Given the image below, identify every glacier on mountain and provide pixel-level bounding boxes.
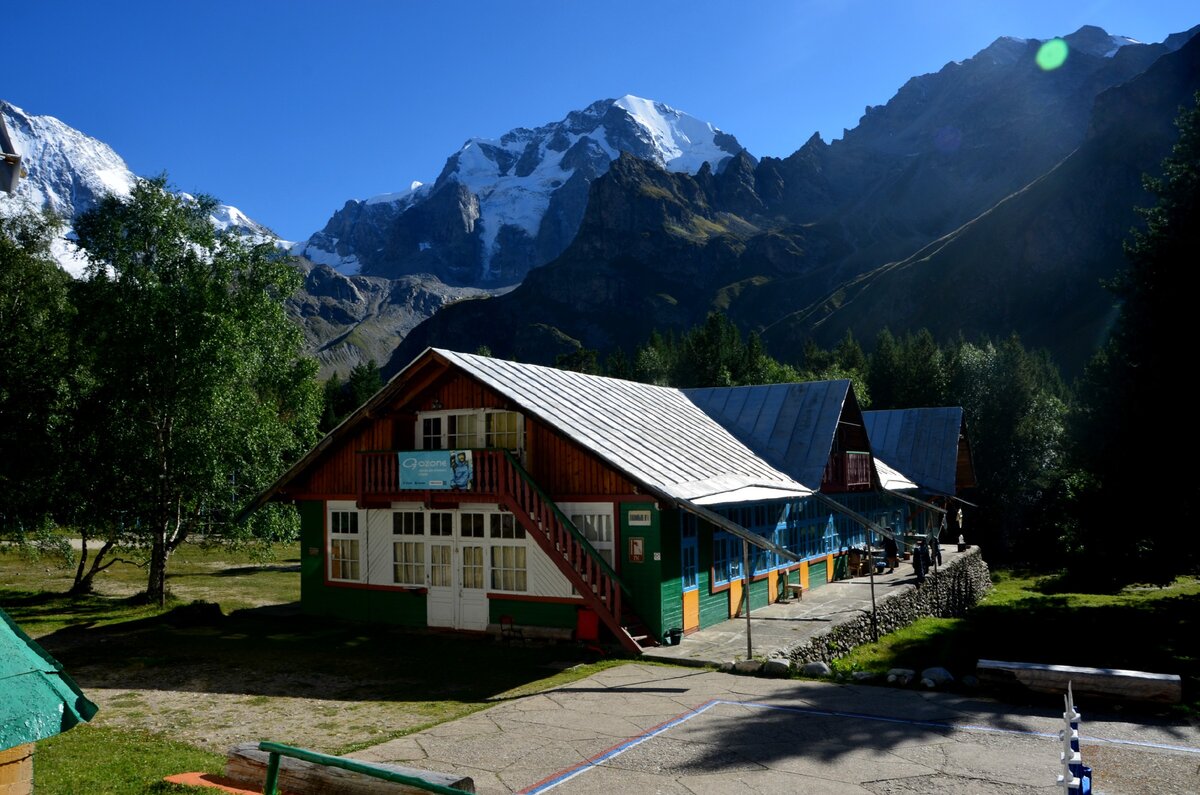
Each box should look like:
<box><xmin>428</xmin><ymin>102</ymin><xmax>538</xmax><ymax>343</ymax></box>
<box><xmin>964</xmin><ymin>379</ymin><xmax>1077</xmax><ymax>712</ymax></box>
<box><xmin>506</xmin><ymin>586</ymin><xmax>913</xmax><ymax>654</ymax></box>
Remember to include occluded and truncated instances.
<box><xmin>294</xmin><ymin>94</ymin><xmax>745</xmax><ymax>283</ymax></box>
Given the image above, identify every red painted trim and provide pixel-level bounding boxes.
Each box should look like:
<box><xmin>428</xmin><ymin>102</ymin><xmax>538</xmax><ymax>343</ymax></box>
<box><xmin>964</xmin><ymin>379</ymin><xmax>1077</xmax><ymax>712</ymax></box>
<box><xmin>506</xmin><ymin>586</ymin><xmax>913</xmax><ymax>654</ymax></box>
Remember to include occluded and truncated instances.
<box><xmin>485</xmin><ymin>593</ymin><xmax>586</xmax><ymax>604</ymax></box>
<box><xmin>554</xmin><ymin>494</ymin><xmax>656</xmax><ymax>505</ymax></box>
<box><xmin>290</xmin><ymin>492</ymin><xmax>357</xmax><ymax>501</ymax></box>
<box><xmin>324</xmin><ymin>580</ymin><xmax>428</xmax><ymax>595</ymax></box>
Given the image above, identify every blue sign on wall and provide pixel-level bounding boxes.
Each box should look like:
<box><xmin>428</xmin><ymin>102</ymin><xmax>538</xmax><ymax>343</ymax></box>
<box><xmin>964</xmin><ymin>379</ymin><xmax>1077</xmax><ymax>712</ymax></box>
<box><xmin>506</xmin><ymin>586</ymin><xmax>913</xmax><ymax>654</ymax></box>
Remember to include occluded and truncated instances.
<box><xmin>398</xmin><ymin>450</ymin><xmax>474</xmax><ymax>490</ymax></box>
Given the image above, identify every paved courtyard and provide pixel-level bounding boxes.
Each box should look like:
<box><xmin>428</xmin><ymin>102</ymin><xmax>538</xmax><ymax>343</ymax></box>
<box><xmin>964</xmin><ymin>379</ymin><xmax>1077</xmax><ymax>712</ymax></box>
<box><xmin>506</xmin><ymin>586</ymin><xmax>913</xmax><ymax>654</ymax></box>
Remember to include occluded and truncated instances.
<box><xmin>351</xmin><ymin>664</ymin><xmax>1200</xmax><ymax>794</ymax></box>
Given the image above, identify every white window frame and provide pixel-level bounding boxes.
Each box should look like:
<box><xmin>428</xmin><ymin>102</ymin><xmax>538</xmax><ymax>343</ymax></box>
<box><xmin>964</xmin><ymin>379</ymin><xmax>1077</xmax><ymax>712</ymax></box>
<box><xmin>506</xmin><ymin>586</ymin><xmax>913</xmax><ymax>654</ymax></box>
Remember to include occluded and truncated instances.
<box><xmin>415</xmin><ymin>409</ymin><xmax>525</xmax><ymax>455</ymax></box>
<box><xmin>328</xmin><ymin>502</ymin><xmax>363</xmax><ymax>583</ymax></box>
<box><xmin>559</xmin><ymin>502</ymin><xmax>616</xmax><ymax>569</ymax></box>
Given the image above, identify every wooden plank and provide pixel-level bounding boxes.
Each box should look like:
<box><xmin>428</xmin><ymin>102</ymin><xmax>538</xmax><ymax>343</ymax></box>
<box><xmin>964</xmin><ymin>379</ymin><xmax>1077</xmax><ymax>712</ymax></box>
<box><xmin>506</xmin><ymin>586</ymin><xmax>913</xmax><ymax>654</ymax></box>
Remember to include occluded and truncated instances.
<box><xmin>976</xmin><ymin>660</ymin><xmax>1182</xmax><ymax>704</ymax></box>
<box><xmin>225</xmin><ymin>743</ymin><xmax>474</xmax><ymax>795</ymax></box>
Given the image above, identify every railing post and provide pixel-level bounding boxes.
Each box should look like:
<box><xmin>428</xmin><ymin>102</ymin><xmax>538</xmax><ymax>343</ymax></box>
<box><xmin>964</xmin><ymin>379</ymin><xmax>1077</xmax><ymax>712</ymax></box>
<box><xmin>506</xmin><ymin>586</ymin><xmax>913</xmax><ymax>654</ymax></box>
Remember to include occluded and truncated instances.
<box><xmin>264</xmin><ymin>751</ymin><xmax>281</xmax><ymax>795</ymax></box>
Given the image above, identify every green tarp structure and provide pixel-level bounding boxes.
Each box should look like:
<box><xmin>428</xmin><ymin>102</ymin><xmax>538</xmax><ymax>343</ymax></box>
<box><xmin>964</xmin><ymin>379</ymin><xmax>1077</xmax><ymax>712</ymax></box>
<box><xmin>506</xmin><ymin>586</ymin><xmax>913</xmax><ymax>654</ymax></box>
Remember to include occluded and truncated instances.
<box><xmin>0</xmin><ymin>607</ymin><xmax>97</xmax><ymax>750</ymax></box>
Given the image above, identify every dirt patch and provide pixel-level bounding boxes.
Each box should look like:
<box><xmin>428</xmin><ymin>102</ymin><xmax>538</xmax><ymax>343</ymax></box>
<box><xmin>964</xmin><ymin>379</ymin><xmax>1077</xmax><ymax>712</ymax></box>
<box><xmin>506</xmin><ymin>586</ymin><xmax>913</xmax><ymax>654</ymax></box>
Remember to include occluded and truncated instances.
<box><xmin>89</xmin><ymin>685</ymin><xmax>434</xmax><ymax>753</ymax></box>
<box><xmin>35</xmin><ymin>606</ymin><xmax>597</xmax><ymax>756</ymax></box>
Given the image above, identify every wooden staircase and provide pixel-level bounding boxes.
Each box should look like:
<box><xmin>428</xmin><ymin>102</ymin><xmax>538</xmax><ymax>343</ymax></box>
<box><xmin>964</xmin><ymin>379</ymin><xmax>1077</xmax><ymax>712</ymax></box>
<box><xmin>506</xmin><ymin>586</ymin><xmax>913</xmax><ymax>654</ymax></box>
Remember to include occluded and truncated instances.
<box><xmin>492</xmin><ymin>452</ymin><xmax>653</xmax><ymax>654</ymax></box>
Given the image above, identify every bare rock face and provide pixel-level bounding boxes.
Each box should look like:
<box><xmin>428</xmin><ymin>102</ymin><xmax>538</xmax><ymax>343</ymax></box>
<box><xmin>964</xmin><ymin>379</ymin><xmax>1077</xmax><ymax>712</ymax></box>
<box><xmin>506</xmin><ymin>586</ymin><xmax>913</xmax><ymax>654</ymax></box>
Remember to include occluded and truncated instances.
<box><xmin>295</xmin><ymin>95</ymin><xmax>745</xmax><ymax>288</ymax></box>
<box><xmin>287</xmin><ymin>259</ymin><xmax>496</xmax><ymax>379</ymax></box>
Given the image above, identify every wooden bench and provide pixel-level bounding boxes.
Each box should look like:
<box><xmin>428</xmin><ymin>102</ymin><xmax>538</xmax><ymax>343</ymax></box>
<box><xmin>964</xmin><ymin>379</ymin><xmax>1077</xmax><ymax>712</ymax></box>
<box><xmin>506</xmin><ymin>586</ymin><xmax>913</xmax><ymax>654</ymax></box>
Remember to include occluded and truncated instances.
<box><xmin>785</xmin><ymin>583</ymin><xmax>805</xmax><ymax>601</ymax></box>
<box><xmin>976</xmin><ymin>659</ymin><xmax>1182</xmax><ymax>704</ymax></box>
<box><xmin>225</xmin><ymin>742</ymin><xmax>475</xmax><ymax>794</ymax></box>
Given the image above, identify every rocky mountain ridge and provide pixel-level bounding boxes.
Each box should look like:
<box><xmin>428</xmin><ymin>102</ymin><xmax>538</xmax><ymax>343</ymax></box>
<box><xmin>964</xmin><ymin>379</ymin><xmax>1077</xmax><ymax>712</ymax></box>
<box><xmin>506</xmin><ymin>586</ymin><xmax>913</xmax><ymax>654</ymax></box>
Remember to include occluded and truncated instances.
<box><xmin>291</xmin><ymin>95</ymin><xmax>746</xmax><ymax>286</ymax></box>
<box><xmin>392</xmin><ymin>24</ymin><xmax>1200</xmax><ymax>376</ymax></box>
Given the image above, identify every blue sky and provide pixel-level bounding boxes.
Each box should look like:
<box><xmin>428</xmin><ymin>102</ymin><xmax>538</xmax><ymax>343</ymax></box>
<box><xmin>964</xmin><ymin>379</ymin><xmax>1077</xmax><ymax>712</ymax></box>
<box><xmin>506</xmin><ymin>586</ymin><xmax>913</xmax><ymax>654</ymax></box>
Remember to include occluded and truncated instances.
<box><xmin>8</xmin><ymin>1</ymin><xmax>1197</xmax><ymax>241</ymax></box>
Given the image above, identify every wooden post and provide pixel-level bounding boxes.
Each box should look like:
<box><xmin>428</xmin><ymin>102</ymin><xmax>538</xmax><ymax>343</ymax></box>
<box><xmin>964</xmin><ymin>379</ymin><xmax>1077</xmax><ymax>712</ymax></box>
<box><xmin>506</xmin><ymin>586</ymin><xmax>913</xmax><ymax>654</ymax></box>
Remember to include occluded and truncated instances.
<box><xmin>742</xmin><ymin>539</ymin><xmax>752</xmax><ymax>661</ymax></box>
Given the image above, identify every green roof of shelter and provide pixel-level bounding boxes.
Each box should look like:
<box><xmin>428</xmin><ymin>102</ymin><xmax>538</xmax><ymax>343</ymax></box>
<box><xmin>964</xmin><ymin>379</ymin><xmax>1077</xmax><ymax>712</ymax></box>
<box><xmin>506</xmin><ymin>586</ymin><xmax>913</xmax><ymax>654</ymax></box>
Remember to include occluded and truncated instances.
<box><xmin>0</xmin><ymin>607</ymin><xmax>97</xmax><ymax>750</ymax></box>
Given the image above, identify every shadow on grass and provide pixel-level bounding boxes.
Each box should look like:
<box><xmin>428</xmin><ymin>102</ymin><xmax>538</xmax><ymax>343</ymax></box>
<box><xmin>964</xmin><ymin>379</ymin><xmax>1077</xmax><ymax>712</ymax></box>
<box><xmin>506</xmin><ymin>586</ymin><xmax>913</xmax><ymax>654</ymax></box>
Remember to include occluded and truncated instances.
<box><xmin>209</xmin><ymin>564</ymin><xmax>301</xmax><ymax>577</ymax></box>
<box><xmin>854</xmin><ymin>590</ymin><xmax>1200</xmax><ymax>719</ymax></box>
<box><xmin>22</xmin><ymin>598</ymin><xmax>603</xmax><ymax>706</ymax></box>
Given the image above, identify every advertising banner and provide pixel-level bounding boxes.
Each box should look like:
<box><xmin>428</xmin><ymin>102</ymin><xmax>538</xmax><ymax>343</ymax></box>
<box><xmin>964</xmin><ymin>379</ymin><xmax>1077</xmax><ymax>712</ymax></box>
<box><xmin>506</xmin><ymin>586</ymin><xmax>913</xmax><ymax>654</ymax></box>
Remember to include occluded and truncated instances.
<box><xmin>398</xmin><ymin>450</ymin><xmax>474</xmax><ymax>490</ymax></box>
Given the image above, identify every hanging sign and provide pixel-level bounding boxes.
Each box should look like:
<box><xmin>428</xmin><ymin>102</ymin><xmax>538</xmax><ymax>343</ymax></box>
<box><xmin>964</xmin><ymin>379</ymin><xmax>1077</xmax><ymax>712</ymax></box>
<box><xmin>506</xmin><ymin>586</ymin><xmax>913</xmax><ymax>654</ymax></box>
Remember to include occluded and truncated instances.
<box><xmin>398</xmin><ymin>450</ymin><xmax>473</xmax><ymax>490</ymax></box>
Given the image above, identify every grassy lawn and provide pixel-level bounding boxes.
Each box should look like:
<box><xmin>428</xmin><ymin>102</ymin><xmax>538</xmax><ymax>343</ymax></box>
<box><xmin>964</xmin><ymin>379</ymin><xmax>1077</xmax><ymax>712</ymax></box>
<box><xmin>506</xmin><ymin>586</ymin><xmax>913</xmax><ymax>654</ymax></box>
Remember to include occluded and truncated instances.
<box><xmin>831</xmin><ymin>570</ymin><xmax>1200</xmax><ymax>713</ymax></box>
<box><xmin>0</xmin><ymin>541</ymin><xmax>644</xmax><ymax>795</ymax></box>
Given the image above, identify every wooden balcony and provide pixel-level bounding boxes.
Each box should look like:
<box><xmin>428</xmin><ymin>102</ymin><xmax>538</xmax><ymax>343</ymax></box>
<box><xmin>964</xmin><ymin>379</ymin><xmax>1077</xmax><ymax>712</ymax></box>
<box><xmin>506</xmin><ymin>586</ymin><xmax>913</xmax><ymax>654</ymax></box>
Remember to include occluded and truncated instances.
<box><xmin>357</xmin><ymin>449</ymin><xmax>509</xmax><ymax>506</ymax></box>
<box><xmin>821</xmin><ymin>451</ymin><xmax>873</xmax><ymax>493</ymax></box>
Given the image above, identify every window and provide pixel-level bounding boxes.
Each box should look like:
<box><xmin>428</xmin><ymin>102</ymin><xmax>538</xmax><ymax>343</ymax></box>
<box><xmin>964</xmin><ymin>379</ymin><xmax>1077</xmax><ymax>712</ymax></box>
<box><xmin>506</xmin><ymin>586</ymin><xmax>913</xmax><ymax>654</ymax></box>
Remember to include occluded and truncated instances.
<box><xmin>460</xmin><ymin>512</ymin><xmax>485</xmax><ymax>538</ymax></box>
<box><xmin>429</xmin><ymin>512</ymin><xmax>453</xmax><ymax>536</ymax></box>
<box><xmin>421</xmin><ymin>417</ymin><xmax>443</xmax><ymax>450</ymax></box>
<box><xmin>490</xmin><ymin>513</ymin><xmax>524</xmax><ymax>539</ymax></box>
<box><xmin>491</xmin><ymin>545</ymin><xmax>527</xmax><ymax>591</ymax></box>
<box><xmin>680</xmin><ymin>515</ymin><xmax>698</xmax><ymax>590</ymax></box>
<box><xmin>417</xmin><ymin>410</ymin><xmax>524</xmax><ymax>454</ymax></box>
<box><xmin>822</xmin><ymin>514</ymin><xmax>840</xmax><ymax>553</ymax></box>
<box><xmin>393</xmin><ymin>541</ymin><xmax>425</xmax><ymax>585</ymax></box>
<box><xmin>428</xmin><ymin>543</ymin><xmax>451</xmax><ymax>587</ymax></box>
<box><xmin>713</xmin><ymin>532</ymin><xmax>742</xmax><ymax>585</ymax></box>
<box><xmin>447</xmin><ymin>412</ymin><xmax>480</xmax><ymax>448</ymax></box>
<box><xmin>393</xmin><ymin>511</ymin><xmax>424</xmax><ymax>536</ymax></box>
<box><xmin>486</xmin><ymin>411</ymin><xmax>522</xmax><ymax>451</ymax></box>
<box><xmin>329</xmin><ymin>510</ymin><xmax>361</xmax><ymax>582</ymax></box>
<box><xmin>461</xmin><ymin>545</ymin><xmax>484</xmax><ymax>589</ymax></box>
<box><xmin>568</xmin><ymin>507</ymin><xmax>614</xmax><ymax>567</ymax></box>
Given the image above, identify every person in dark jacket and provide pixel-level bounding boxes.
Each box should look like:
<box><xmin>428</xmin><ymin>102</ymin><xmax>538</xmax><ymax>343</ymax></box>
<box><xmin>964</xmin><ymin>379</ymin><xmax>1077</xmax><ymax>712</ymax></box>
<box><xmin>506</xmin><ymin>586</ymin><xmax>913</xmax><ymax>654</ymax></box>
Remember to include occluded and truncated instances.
<box><xmin>914</xmin><ymin>538</ymin><xmax>931</xmax><ymax>585</ymax></box>
<box><xmin>882</xmin><ymin>535</ymin><xmax>899</xmax><ymax>574</ymax></box>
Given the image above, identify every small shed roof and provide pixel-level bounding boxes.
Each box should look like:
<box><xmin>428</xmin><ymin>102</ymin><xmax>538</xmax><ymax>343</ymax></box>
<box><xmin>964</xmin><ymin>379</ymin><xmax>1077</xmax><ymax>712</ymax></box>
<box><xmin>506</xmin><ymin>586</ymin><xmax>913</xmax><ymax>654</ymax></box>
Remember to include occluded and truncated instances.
<box><xmin>683</xmin><ymin>381</ymin><xmax>853</xmax><ymax>490</ymax></box>
<box><xmin>862</xmin><ymin>408</ymin><xmax>967</xmax><ymax>496</ymax></box>
<box><xmin>437</xmin><ymin>350</ymin><xmax>811</xmax><ymax>504</ymax></box>
<box><xmin>0</xmin><ymin>608</ymin><xmax>97</xmax><ymax>751</ymax></box>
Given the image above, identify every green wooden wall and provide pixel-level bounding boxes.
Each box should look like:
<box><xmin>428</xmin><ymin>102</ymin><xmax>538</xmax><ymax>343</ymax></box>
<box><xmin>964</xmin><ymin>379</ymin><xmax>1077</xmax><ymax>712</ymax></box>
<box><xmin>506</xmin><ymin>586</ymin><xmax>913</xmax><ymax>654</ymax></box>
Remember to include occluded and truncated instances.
<box><xmin>296</xmin><ymin>499</ymin><xmax>426</xmax><ymax>626</ymax></box>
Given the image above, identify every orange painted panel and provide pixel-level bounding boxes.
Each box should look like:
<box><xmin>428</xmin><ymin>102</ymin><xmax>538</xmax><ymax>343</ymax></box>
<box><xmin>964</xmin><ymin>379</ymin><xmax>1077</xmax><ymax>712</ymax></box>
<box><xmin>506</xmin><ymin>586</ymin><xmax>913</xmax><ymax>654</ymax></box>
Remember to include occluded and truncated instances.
<box><xmin>767</xmin><ymin>570</ymin><xmax>778</xmax><ymax>604</ymax></box>
<box><xmin>682</xmin><ymin>589</ymin><xmax>699</xmax><ymax>631</ymax></box>
<box><xmin>799</xmin><ymin>561</ymin><xmax>810</xmax><ymax>590</ymax></box>
<box><xmin>729</xmin><ymin>579</ymin><xmax>743</xmax><ymax>618</ymax></box>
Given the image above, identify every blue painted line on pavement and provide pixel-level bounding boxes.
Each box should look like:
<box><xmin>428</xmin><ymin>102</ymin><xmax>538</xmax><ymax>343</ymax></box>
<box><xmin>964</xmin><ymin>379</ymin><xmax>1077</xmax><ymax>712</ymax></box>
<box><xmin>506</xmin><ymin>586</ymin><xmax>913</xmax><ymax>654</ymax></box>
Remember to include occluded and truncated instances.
<box><xmin>521</xmin><ymin>697</ymin><xmax>1200</xmax><ymax>793</ymax></box>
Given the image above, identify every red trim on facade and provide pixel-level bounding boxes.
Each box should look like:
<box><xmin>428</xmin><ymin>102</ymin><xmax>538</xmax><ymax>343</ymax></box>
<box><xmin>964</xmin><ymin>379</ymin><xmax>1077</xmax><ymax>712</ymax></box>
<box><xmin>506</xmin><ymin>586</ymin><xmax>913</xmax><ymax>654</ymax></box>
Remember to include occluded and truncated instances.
<box><xmin>554</xmin><ymin>494</ymin><xmax>655</xmax><ymax>505</ymax></box>
<box><xmin>484</xmin><ymin>593</ymin><xmax>586</xmax><ymax>605</ymax></box>
<box><xmin>324</xmin><ymin>581</ymin><xmax>429</xmax><ymax>595</ymax></box>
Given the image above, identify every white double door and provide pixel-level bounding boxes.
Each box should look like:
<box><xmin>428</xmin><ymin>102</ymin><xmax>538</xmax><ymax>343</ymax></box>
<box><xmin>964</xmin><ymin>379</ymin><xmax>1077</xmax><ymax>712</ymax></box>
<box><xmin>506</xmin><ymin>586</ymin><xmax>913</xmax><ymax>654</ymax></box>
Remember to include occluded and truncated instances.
<box><xmin>424</xmin><ymin>511</ymin><xmax>489</xmax><ymax>631</ymax></box>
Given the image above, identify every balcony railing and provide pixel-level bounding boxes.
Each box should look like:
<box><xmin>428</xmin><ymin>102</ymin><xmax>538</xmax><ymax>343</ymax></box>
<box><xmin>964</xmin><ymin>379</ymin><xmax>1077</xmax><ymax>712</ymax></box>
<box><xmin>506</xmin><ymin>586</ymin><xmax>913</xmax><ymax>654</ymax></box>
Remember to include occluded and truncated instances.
<box><xmin>821</xmin><ymin>451</ymin><xmax>872</xmax><ymax>492</ymax></box>
<box><xmin>357</xmin><ymin>449</ymin><xmax>511</xmax><ymax>503</ymax></box>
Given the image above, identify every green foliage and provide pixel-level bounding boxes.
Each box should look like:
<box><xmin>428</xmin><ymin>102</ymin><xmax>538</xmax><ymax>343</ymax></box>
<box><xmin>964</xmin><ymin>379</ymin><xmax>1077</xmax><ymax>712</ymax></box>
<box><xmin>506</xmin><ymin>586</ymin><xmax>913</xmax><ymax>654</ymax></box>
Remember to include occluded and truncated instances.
<box><xmin>69</xmin><ymin>175</ymin><xmax>321</xmax><ymax>601</ymax></box>
<box><xmin>37</xmin><ymin>725</ymin><xmax>224</xmax><ymax>795</ymax></box>
<box><xmin>319</xmin><ymin>359</ymin><xmax>384</xmax><ymax>431</ymax></box>
<box><xmin>0</xmin><ymin>209</ymin><xmax>73</xmax><ymax>533</ymax></box>
<box><xmin>832</xmin><ymin>571</ymin><xmax>1200</xmax><ymax>714</ymax></box>
<box><xmin>628</xmin><ymin>312</ymin><xmax>803</xmax><ymax>388</ymax></box>
<box><xmin>1069</xmin><ymin>93</ymin><xmax>1200</xmax><ymax>585</ymax></box>
<box><xmin>554</xmin><ymin>346</ymin><xmax>601</xmax><ymax>374</ymax></box>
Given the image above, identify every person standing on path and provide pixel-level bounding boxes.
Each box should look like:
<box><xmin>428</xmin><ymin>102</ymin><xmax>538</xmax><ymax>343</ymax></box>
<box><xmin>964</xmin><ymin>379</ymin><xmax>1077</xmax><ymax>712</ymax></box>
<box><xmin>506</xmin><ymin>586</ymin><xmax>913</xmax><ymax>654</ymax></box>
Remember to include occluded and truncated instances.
<box><xmin>914</xmin><ymin>538</ymin><xmax>931</xmax><ymax>586</ymax></box>
<box><xmin>882</xmin><ymin>535</ymin><xmax>899</xmax><ymax>574</ymax></box>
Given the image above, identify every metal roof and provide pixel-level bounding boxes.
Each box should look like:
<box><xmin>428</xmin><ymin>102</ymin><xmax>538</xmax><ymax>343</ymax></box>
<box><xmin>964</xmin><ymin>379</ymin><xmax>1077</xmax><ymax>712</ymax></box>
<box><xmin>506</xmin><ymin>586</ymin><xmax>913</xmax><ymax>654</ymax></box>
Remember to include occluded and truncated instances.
<box><xmin>874</xmin><ymin>457</ymin><xmax>919</xmax><ymax>491</ymax></box>
<box><xmin>682</xmin><ymin>381</ymin><xmax>852</xmax><ymax>490</ymax></box>
<box><xmin>1</xmin><ymin>608</ymin><xmax>97</xmax><ymax>750</ymax></box>
<box><xmin>863</xmin><ymin>408</ymin><xmax>964</xmax><ymax>496</ymax></box>
<box><xmin>437</xmin><ymin>350</ymin><xmax>812</xmax><ymax>505</ymax></box>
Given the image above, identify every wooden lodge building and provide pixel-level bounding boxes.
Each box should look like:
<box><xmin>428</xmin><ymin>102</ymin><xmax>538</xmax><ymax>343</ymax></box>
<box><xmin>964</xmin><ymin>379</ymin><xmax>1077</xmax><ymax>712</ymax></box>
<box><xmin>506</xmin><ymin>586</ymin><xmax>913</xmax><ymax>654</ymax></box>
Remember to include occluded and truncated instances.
<box><xmin>250</xmin><ymin>349</ymin><xmax>959</xmax><ymax>652</ymax></box>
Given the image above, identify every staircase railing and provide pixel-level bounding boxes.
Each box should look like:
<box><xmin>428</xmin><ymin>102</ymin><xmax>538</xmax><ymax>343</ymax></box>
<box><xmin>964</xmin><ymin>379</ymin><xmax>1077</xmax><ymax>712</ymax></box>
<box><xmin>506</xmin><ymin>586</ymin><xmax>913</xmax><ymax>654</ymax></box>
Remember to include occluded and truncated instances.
<box><xmin>497</xmin><ymin>451</ymin><xmax>644</xmax><ymax>653</ymax></box>
<box><xmin>355</xmin><ymin>449</ymin><xmax>647</xmax><ymax>653</ymax></box>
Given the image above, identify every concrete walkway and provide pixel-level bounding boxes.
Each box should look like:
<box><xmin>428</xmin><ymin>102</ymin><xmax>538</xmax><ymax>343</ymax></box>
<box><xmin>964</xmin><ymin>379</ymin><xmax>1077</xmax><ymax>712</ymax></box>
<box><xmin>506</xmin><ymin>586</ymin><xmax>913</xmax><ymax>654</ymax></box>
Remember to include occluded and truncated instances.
<box><xmin>643</xmin><ymin>545</ymin><xmax>975</xmax><ymax>668</ymax></box>
<box><xmin>352</xmin><ymin>663</ymin><xmax>1200</xmax><ymax>794</ymax></box>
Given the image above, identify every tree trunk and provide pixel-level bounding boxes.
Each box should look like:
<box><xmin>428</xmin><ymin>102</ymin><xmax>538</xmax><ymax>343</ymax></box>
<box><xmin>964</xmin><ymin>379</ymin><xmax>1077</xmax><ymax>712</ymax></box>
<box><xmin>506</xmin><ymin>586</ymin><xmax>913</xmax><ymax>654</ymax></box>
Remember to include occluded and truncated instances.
<box><xmin>147</xmin><ymin>529</ymin><xmax>168</xmax><ymax>607</ymax></box>
<box><xmin>69</xmin><ymin>537</ymin><xmax>116</xmax><ymax>596</ymax></box>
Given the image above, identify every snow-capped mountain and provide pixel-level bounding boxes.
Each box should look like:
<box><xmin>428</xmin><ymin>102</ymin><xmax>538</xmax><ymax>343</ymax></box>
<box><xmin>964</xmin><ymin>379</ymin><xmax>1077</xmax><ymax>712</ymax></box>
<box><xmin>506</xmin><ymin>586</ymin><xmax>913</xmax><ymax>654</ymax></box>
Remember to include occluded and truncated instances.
<box><xmin>0</xmin><ymin>100</ymin><xmax>279</xmax><ymax>276</ymax></box>
<box><xmin>292</xmin><ymin>94</ymin><xmax>746</xmax><ymax>285</ymax></box>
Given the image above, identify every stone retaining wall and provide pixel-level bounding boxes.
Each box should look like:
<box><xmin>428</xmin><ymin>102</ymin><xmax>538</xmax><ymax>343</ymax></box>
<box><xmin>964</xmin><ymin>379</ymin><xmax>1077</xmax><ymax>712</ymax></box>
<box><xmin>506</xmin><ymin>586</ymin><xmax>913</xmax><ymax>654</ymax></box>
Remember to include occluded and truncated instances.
<box><xmin>787</xmin><ymin>547</ymin><xmax>992</xmax><ymax>666</ymax></box>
